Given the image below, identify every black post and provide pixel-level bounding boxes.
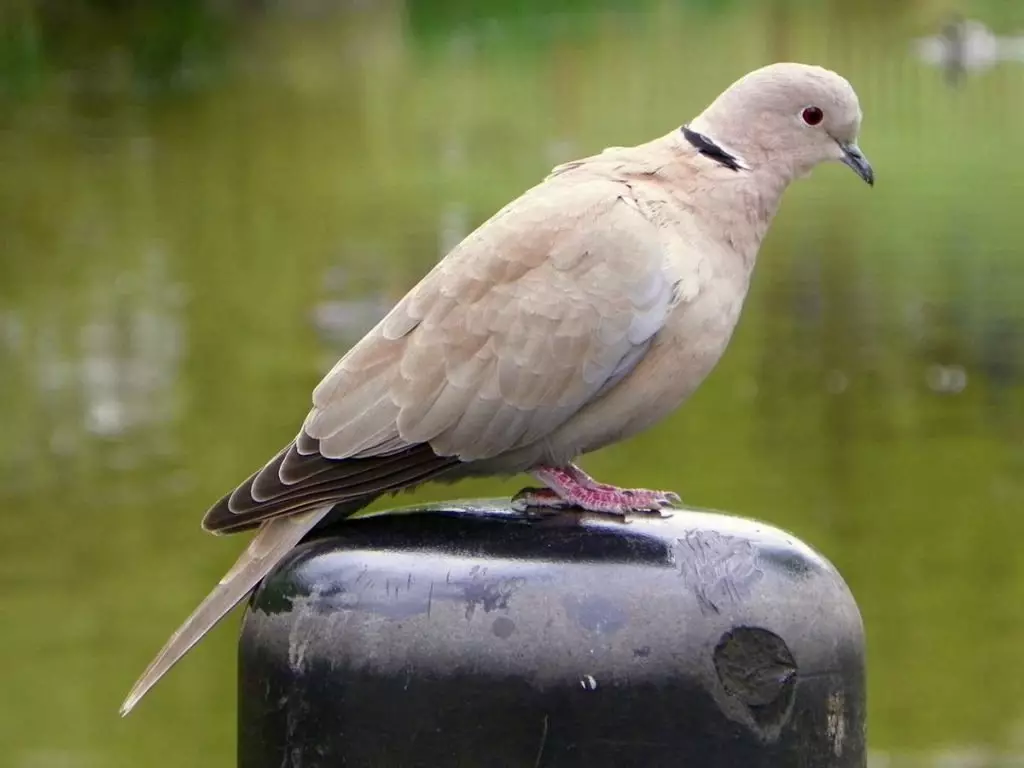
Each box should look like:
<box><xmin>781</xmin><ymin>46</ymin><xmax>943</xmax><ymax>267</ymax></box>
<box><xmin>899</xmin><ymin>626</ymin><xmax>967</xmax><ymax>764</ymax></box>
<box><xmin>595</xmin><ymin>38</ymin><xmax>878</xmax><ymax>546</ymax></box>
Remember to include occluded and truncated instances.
<box><xmin>238</xmin><ymin>500</ymin><xmax>865</xmax><ymax>767</ymax></box>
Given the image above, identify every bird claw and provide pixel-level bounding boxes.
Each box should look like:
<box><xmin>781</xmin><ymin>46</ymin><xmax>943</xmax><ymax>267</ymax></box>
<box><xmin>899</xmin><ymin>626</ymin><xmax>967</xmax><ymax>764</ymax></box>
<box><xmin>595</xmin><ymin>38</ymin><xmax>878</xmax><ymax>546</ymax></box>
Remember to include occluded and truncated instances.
<box><xmin>512</xmin><ymin>484</ymin><xmax>681</xmax><ymax>517</ymax></box>
<box><xmin>613</xmin><ymin>487</ymin><xmax>682</xmax><ymax>507</ymax></box>
<box><xmin>511</xmin><ymin>487</ymin><xmax>571</xmax><ymax>512</ymax></box>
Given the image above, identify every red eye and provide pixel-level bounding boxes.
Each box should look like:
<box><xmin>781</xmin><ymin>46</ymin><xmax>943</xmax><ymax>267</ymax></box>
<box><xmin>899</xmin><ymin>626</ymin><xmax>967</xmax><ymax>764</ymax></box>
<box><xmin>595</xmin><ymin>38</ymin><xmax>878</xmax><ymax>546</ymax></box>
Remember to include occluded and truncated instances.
<box><xmin>801</xmin><ymin>106</ymin><xmax>824</xmax><ymax>126</ymax></box>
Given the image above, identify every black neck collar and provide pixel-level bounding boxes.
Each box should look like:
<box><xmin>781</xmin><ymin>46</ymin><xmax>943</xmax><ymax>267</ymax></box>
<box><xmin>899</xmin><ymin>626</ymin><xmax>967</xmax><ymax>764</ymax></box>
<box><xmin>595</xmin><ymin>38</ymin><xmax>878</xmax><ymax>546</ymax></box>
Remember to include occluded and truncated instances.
<box><xmin>680</xmin><ymin>125</ymin><xmax>742</xmax><ymax>172</ymax></box>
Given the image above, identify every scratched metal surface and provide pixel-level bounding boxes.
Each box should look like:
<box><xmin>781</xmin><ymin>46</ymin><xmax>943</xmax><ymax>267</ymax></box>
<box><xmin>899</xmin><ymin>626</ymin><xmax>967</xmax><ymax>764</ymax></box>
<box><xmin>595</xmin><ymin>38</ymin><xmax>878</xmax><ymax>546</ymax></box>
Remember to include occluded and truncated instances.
<box><xmin>238</xmin><ymin>505</ymin><xmax>862</xmax><ymax>765</ymax></box>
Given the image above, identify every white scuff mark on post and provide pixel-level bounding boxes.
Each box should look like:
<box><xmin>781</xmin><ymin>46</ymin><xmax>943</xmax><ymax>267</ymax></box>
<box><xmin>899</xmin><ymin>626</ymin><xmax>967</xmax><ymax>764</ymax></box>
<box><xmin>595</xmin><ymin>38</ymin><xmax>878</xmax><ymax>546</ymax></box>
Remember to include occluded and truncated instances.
<box><xmin>287</xmin><ymin>617</ymin><xmax>310</xmax><ymax>675</ymax></box>
<box><xmin>580</xmin><ymin>674</ymin><xmax>598</xmax><ymax>691</ymax></box>
<box><xmin>533</xmin><ymin>714</ymin><xmax>549</xmax><ymax>768</ymax></box>
<box><xmin>287</xmin><ymin>592</ymin><xmax>320</xmax><ymax>675</ymax></box>
<box><xmin>826</xmin><ymin>691</ymin><xmax>845</xmax><ymax>757</ymax></box>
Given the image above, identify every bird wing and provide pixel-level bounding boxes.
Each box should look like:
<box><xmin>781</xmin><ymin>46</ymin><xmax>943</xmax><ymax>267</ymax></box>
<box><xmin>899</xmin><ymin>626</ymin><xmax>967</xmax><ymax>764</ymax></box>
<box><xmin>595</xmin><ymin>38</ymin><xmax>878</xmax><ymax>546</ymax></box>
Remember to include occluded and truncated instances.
<box><xmin>323</xmin><ymin>178</ymin><xmax>677</xmax><ymax>450</ymax></box>
<box><xmin>200</xmin><ymin>176</ymin><xmax>681</xmax><ymax>535</ymax></box>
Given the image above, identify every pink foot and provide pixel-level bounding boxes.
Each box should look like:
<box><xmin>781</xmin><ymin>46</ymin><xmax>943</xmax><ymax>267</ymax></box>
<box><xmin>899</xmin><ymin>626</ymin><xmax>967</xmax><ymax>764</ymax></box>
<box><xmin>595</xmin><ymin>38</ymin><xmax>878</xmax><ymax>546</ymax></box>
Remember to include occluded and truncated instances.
<box><xmin>510</xmin><ymin>487</ymin><xmax>567</xmax><ymax>512</ymax></box>
<box><xmin>511</xmin><ymin>465</ymin><xmax>681</xmax><ymax>516</ymax></box>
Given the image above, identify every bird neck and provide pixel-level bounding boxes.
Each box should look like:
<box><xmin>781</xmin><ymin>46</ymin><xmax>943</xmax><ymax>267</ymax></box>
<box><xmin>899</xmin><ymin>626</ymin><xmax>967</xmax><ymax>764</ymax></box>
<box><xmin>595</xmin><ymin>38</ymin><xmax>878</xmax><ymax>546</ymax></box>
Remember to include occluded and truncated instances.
<box><xmin>659</xmin><ymin>127</ymin><xmax>791</xmax><ymax>269</ymax></box>
<box><xmin>719</xmin><ymin>169</ymin><xmax>789</xmax><ymax>271</ymax></box>
<box><xmin>686</xmin><ymin>112</ymin><xmax>802</xmax><ymax>185</ymax></box>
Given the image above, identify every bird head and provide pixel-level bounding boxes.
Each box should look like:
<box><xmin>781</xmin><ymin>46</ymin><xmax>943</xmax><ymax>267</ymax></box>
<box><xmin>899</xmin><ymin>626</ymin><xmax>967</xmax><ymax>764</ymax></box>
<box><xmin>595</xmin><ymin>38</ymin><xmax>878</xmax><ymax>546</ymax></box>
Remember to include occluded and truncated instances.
<box><xmin>690</xmin><ymin>62</ymin><xmax>874</xmax><ymax>186</ymax></box>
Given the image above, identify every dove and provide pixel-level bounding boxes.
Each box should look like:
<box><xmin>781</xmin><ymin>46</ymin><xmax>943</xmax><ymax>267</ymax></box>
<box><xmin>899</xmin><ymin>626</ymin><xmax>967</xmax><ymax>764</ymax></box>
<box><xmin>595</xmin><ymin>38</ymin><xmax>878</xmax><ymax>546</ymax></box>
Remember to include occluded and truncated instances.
<box><xmin>120</xmin><ymin>62</ymin><xmax>873</xmax><ymax>715</ymax></box>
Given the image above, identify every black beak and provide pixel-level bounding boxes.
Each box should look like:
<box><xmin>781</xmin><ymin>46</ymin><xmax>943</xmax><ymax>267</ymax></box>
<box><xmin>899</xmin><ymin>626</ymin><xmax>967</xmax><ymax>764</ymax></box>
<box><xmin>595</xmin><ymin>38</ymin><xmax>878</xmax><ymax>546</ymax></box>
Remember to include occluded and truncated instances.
<box><xmin>840</xmin><ymin>142</ymin><xmax>874</xmax><ymax>186</ymax></box>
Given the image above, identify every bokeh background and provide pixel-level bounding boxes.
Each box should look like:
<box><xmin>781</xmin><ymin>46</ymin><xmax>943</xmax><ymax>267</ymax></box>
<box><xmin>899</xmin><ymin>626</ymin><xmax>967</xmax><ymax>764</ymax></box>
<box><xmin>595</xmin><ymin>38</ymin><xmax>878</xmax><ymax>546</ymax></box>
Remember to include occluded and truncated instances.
<box><xmin>3</xmin><ymin>0</ymin><xmax>1024</xmax><ymax>765</ymax></box>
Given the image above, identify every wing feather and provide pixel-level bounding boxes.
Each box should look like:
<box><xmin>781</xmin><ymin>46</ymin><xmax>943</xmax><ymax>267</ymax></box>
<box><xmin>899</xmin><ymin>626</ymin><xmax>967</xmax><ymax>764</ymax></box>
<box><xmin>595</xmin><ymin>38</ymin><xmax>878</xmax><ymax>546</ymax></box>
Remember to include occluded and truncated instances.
<box><xmin>209</xmin><ymin>176</ymin><xmax>679</xmax><ymax>529</ymax></box>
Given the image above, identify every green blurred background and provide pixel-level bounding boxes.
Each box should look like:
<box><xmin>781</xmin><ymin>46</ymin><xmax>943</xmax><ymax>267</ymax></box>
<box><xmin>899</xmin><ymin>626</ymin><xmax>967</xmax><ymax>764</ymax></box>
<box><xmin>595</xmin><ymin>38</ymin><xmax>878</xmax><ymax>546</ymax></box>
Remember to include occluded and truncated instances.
<box><xmin>2</xmin><ymin>0</ymin><xmax>1024</xmax><ymax>765</ymax></box>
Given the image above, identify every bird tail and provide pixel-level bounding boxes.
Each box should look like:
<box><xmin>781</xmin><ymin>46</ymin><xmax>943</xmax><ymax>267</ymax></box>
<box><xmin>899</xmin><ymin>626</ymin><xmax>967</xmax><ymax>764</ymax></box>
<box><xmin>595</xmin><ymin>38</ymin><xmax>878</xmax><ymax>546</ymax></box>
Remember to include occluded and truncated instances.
<box><xmin>120</xmin><ymin>503</ymin><xmax>341</xmax><ymax>716</ymax></box>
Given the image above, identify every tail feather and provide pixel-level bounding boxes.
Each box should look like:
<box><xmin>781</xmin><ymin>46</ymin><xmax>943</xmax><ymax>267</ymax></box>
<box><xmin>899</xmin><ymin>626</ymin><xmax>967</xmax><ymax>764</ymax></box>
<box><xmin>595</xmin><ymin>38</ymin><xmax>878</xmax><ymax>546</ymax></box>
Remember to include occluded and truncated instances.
<box><xmin>119</xmin><ymin>505</ymin><xmax>335</xmax><ymax>716</ymax></box>
<box><xmin>120</xmin><ymin>438</ymin><xmax>458</xmax><ymax>715</ymax></box>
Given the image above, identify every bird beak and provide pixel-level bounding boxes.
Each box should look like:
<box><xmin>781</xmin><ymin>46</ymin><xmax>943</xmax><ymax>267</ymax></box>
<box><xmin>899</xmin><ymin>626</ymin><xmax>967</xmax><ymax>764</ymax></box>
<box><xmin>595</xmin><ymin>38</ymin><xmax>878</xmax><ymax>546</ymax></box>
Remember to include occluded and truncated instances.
<box><xmin>839</xmin><ymin>142</ymin><xmax>874</xmax><ymax>186</ymax></box>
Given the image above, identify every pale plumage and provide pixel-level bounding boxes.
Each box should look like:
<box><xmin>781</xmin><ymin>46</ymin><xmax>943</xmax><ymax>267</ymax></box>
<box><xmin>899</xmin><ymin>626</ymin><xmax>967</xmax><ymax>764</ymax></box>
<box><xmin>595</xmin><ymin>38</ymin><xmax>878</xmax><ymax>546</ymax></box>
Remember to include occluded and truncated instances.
<box><xmin>308</xmin><ymin>178</ymin><xmax>678</xmax><ymax>464</ymax></box>
<box><xmin>121</xmin><ymin>61</ymin><xmax>873</xmax><ymax>715</ymax></box>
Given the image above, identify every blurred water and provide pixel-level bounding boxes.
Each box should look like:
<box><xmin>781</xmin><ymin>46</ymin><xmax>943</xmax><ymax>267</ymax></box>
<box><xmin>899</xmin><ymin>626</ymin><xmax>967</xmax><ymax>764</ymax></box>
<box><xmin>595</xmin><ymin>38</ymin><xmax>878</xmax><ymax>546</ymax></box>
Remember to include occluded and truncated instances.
<box><xmin>2</xmin><ymin>1</ymin><xmax>1024</xmax><ymax>766</ymax></box>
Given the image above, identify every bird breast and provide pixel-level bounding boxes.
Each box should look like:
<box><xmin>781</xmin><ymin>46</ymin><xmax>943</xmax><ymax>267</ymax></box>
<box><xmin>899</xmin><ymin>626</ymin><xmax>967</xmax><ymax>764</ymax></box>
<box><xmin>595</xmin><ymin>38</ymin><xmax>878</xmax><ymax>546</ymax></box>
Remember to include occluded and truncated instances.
<box><xmin>541</xmin><ymin>226</ymin><xmax>754</xmax><ymax>464</ymax></box>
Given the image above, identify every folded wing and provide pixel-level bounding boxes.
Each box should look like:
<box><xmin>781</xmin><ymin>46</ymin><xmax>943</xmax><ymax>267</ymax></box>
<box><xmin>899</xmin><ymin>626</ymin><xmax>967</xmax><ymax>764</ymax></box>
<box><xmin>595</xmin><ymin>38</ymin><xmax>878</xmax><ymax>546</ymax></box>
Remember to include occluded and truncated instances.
<box><xmin>203</xmin><ymin>177</ymin><xmax>678</xmax><ymax>533</ymax></box>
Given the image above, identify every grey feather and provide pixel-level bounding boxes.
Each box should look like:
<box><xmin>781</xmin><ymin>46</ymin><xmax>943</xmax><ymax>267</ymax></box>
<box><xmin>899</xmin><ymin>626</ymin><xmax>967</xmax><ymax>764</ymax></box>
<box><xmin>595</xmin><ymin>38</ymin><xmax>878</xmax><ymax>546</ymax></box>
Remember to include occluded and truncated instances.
<box><xmin>119</xmin><ymin>506</ymin><xmax>333</xmax><ymax>716</ymax></box>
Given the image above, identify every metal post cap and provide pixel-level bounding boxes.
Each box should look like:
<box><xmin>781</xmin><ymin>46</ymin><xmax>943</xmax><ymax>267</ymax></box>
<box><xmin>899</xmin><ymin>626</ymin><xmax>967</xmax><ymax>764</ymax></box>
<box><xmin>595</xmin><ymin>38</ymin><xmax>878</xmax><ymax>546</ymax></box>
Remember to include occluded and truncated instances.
<box><xmin>238</xmin><ymin>500</ymin><xmax>865</xmax><ymax>768</ymax></box>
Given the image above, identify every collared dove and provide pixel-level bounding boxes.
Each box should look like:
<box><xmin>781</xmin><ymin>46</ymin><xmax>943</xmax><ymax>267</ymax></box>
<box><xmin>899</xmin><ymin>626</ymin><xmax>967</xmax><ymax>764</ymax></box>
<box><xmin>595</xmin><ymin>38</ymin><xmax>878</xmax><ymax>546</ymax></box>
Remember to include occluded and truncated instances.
<box><xmin>121</xmin><ymin>61</ymin><xmax>873</xmax><ymax>715</ymax></box>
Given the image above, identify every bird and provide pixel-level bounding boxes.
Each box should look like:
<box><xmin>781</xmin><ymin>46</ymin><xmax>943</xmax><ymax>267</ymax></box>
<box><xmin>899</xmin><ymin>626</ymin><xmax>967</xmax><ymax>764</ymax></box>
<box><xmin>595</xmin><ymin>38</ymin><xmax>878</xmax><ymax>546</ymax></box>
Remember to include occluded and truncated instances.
<box><xmin>120</xmin><ymin>61</ymin><xmax>873</xmax><ymax>715</ymax></box>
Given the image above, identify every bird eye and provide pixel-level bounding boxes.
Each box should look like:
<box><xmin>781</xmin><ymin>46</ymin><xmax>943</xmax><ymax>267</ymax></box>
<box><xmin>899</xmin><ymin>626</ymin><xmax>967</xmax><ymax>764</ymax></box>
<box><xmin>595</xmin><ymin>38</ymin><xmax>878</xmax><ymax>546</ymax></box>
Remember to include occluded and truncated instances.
<box><xmin>801</xmin><ymin>106</ymin><xmax>824</xmax><ymax>126</ymax></box>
